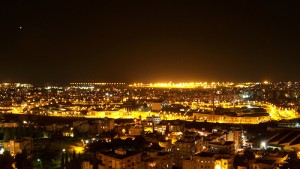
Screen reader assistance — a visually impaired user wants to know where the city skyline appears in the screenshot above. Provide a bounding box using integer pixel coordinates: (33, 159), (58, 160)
(1, 1), (299, 85)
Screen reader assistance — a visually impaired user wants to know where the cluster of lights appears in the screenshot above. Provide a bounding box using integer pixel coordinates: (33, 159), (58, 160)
(68, 81), (272, 89)
(0, 83), (32, 88)
(129, 82), (237, 89)
(70, 82), (126, 85)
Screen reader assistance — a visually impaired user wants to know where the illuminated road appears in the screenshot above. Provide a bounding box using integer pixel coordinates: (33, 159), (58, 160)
(264, 103), (297, 120)
(1, 101), (298, 124)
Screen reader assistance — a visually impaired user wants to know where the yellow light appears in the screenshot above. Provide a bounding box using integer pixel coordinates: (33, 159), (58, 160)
(215, 164), (221, 169)
(73, 146), (84, 154)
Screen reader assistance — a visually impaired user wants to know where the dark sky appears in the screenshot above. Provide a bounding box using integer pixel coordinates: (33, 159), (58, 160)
(0, 1), (300, 85)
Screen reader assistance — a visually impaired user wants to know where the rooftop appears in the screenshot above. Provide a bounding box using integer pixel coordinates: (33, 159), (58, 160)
(195, 152), (214, 157)
(254, 159), (276, 165)
(209, 141), (234, 146)
(100, 149), (142, 159)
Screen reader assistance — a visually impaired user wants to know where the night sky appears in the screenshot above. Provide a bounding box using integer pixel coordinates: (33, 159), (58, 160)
(1, 1), (300, 85)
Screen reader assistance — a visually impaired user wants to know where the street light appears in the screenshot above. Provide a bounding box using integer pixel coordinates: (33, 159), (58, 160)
(261, 141), (266, 149)
(37, 158), (42, 169)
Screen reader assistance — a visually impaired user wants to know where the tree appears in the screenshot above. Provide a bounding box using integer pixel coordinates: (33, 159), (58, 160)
(11, 128), (17, 139)
(3, 129), (12, 141)
(73, 128), (80, 138)
(65, 151), (69, 163)
(16, 126), (22, 138)
(93, 160), (101, 169)
(287, 151), (300, 169)
(72, 150), (76, 160)
(244, 149), (255, 160)
(15, 150), (33, 169)
(15, 153), (23, 169)
(134, 135), (146, 150)
(0, 151), (14, 169)
(80, 110), (88, 116)
(288, 151), (298, 161)
(233, 155), (246, 168)
(61, 152), (65, 169)
(66, 160), (81, 169)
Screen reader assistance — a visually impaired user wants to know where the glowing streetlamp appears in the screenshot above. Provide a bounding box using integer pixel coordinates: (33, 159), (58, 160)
(261, 141), (266, 149)
(37, 158), (42, 169)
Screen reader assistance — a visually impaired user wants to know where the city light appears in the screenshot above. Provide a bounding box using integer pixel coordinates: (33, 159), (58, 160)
(261, 141), (266, 149)
(1, 0), (299, 168)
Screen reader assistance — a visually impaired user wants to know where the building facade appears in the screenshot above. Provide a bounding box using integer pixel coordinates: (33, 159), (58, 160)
(3, 137), (33, 156)
(97, 149), (143, 169)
